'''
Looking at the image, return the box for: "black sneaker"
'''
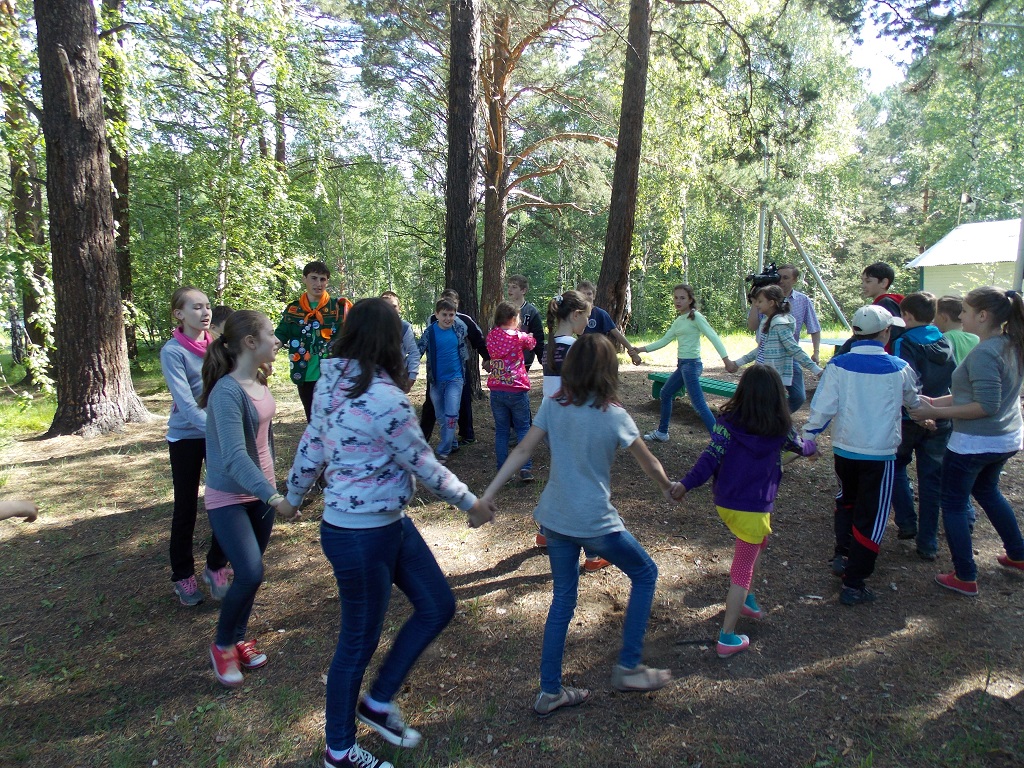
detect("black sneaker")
[356,698,421,748]
[917,549,937,562]
[457,437,476,446]
[519,469,535,483]
[897,528,917,540]
[830,555,848,577]
[840,586,876,606]
[323,744,393,768]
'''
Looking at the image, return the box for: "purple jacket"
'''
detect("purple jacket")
[682,418,815,512]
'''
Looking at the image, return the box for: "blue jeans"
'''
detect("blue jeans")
[540,527,658,694]
[429,378,463,457]
[490,390,532,471]
[786,363,806,413]
[207,500,275,647]
[321,517,455,752]
[658,358,715,434]
[892,421,949,555]
[941,449,1024,582]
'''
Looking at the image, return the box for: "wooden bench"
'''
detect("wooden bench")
[648,371,737,400]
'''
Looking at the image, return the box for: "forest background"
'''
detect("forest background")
[1,0,1023,423]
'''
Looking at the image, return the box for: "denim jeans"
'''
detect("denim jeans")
[786,363,806,413]
[321,517,456,752]
[206,500,275,647]
[892,421,950,556]
[941,449,1024,582]
[490,390,532,471]
[658,358,715,434]
[429,378,463,456]
[539,527,658,694]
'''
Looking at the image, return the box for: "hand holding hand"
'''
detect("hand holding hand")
[467,497,496,528]
[724,359,739,374]
[274,498,302,522]
[668,482,686,502]
[921,418,938,432]
[908,403,936,422]
[628,349,643,366]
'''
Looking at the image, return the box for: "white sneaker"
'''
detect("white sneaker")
[643,430,669,443]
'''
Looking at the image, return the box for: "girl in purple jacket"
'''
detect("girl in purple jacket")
[672,365,816,658]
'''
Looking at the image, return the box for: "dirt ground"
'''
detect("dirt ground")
[1,362,1022,768]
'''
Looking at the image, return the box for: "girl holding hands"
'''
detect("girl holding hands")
[636,284,733,439]
[200,310,294,688]
[909,287,1024,596]
[284,298,493,768]
[483,334,676,718]
[673,365,817,657]
[728,285,821,401]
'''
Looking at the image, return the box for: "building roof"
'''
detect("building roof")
[906,219,1022,268]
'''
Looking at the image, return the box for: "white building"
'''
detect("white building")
[905,219,1021,296]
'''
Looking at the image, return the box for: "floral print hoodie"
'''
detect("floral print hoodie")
[284,358,477,528]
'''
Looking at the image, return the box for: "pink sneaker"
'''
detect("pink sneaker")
[997,555,1024,572]
[202,566,232,600]
[935,572,978,596]
[209,643,244,687]
[716,633,749,658]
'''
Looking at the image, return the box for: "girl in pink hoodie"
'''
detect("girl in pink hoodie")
[487,301,538,481]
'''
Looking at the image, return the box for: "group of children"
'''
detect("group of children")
[131,260,1024,768]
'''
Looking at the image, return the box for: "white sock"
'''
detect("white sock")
[327,746,349,760]
[363,695,392,714]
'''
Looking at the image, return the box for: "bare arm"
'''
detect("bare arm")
[0,500,38,522]
[810,331,821,363]
[483,425,547,500]
[609,327,642,365]
[746,305,760,333]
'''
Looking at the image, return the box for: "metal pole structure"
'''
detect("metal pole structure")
[775,211,851,330]
[1014,205,1024,292]
[756,150,768,272]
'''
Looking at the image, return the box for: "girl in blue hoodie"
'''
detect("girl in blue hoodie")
[673,365,816,657]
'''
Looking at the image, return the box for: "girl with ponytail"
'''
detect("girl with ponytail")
[542,290,591,399]
[910,287,1024,596]
[200,310,294,687]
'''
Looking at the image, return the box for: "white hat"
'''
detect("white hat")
[852,304,906,335]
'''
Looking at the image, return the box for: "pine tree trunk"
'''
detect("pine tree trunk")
[34,0,148,436]
[479,14,510,331]
[597,0,650,326]
[445,0,482,393]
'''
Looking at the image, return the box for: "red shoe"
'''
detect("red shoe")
[535,533,547,548]
[235,639,268,669]
[583,557,610,572]
[997,555,1024,572]
[935,572,978,596]
[209,643,244,687]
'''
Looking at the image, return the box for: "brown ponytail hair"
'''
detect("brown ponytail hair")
[558,333,619,409]
[548,290,589,376]
[331,297,408,398]
[963,287,1024,370]
[199,310,269,407]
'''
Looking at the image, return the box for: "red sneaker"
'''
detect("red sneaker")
[235,639,268,670]
[583,557,611,572]
[535,533,547,548]
[997,555,1024,572]
[209,643,244,687]
[935,572,978,596]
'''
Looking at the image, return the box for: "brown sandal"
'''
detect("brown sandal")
[611,664,672,692]
[533,685,591,718]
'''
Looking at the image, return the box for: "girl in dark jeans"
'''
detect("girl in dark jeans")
[200,311,293,687]
[911,287,1024,596]
[284,298,494,768]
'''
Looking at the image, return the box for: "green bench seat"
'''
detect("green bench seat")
[648,371,737,400]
